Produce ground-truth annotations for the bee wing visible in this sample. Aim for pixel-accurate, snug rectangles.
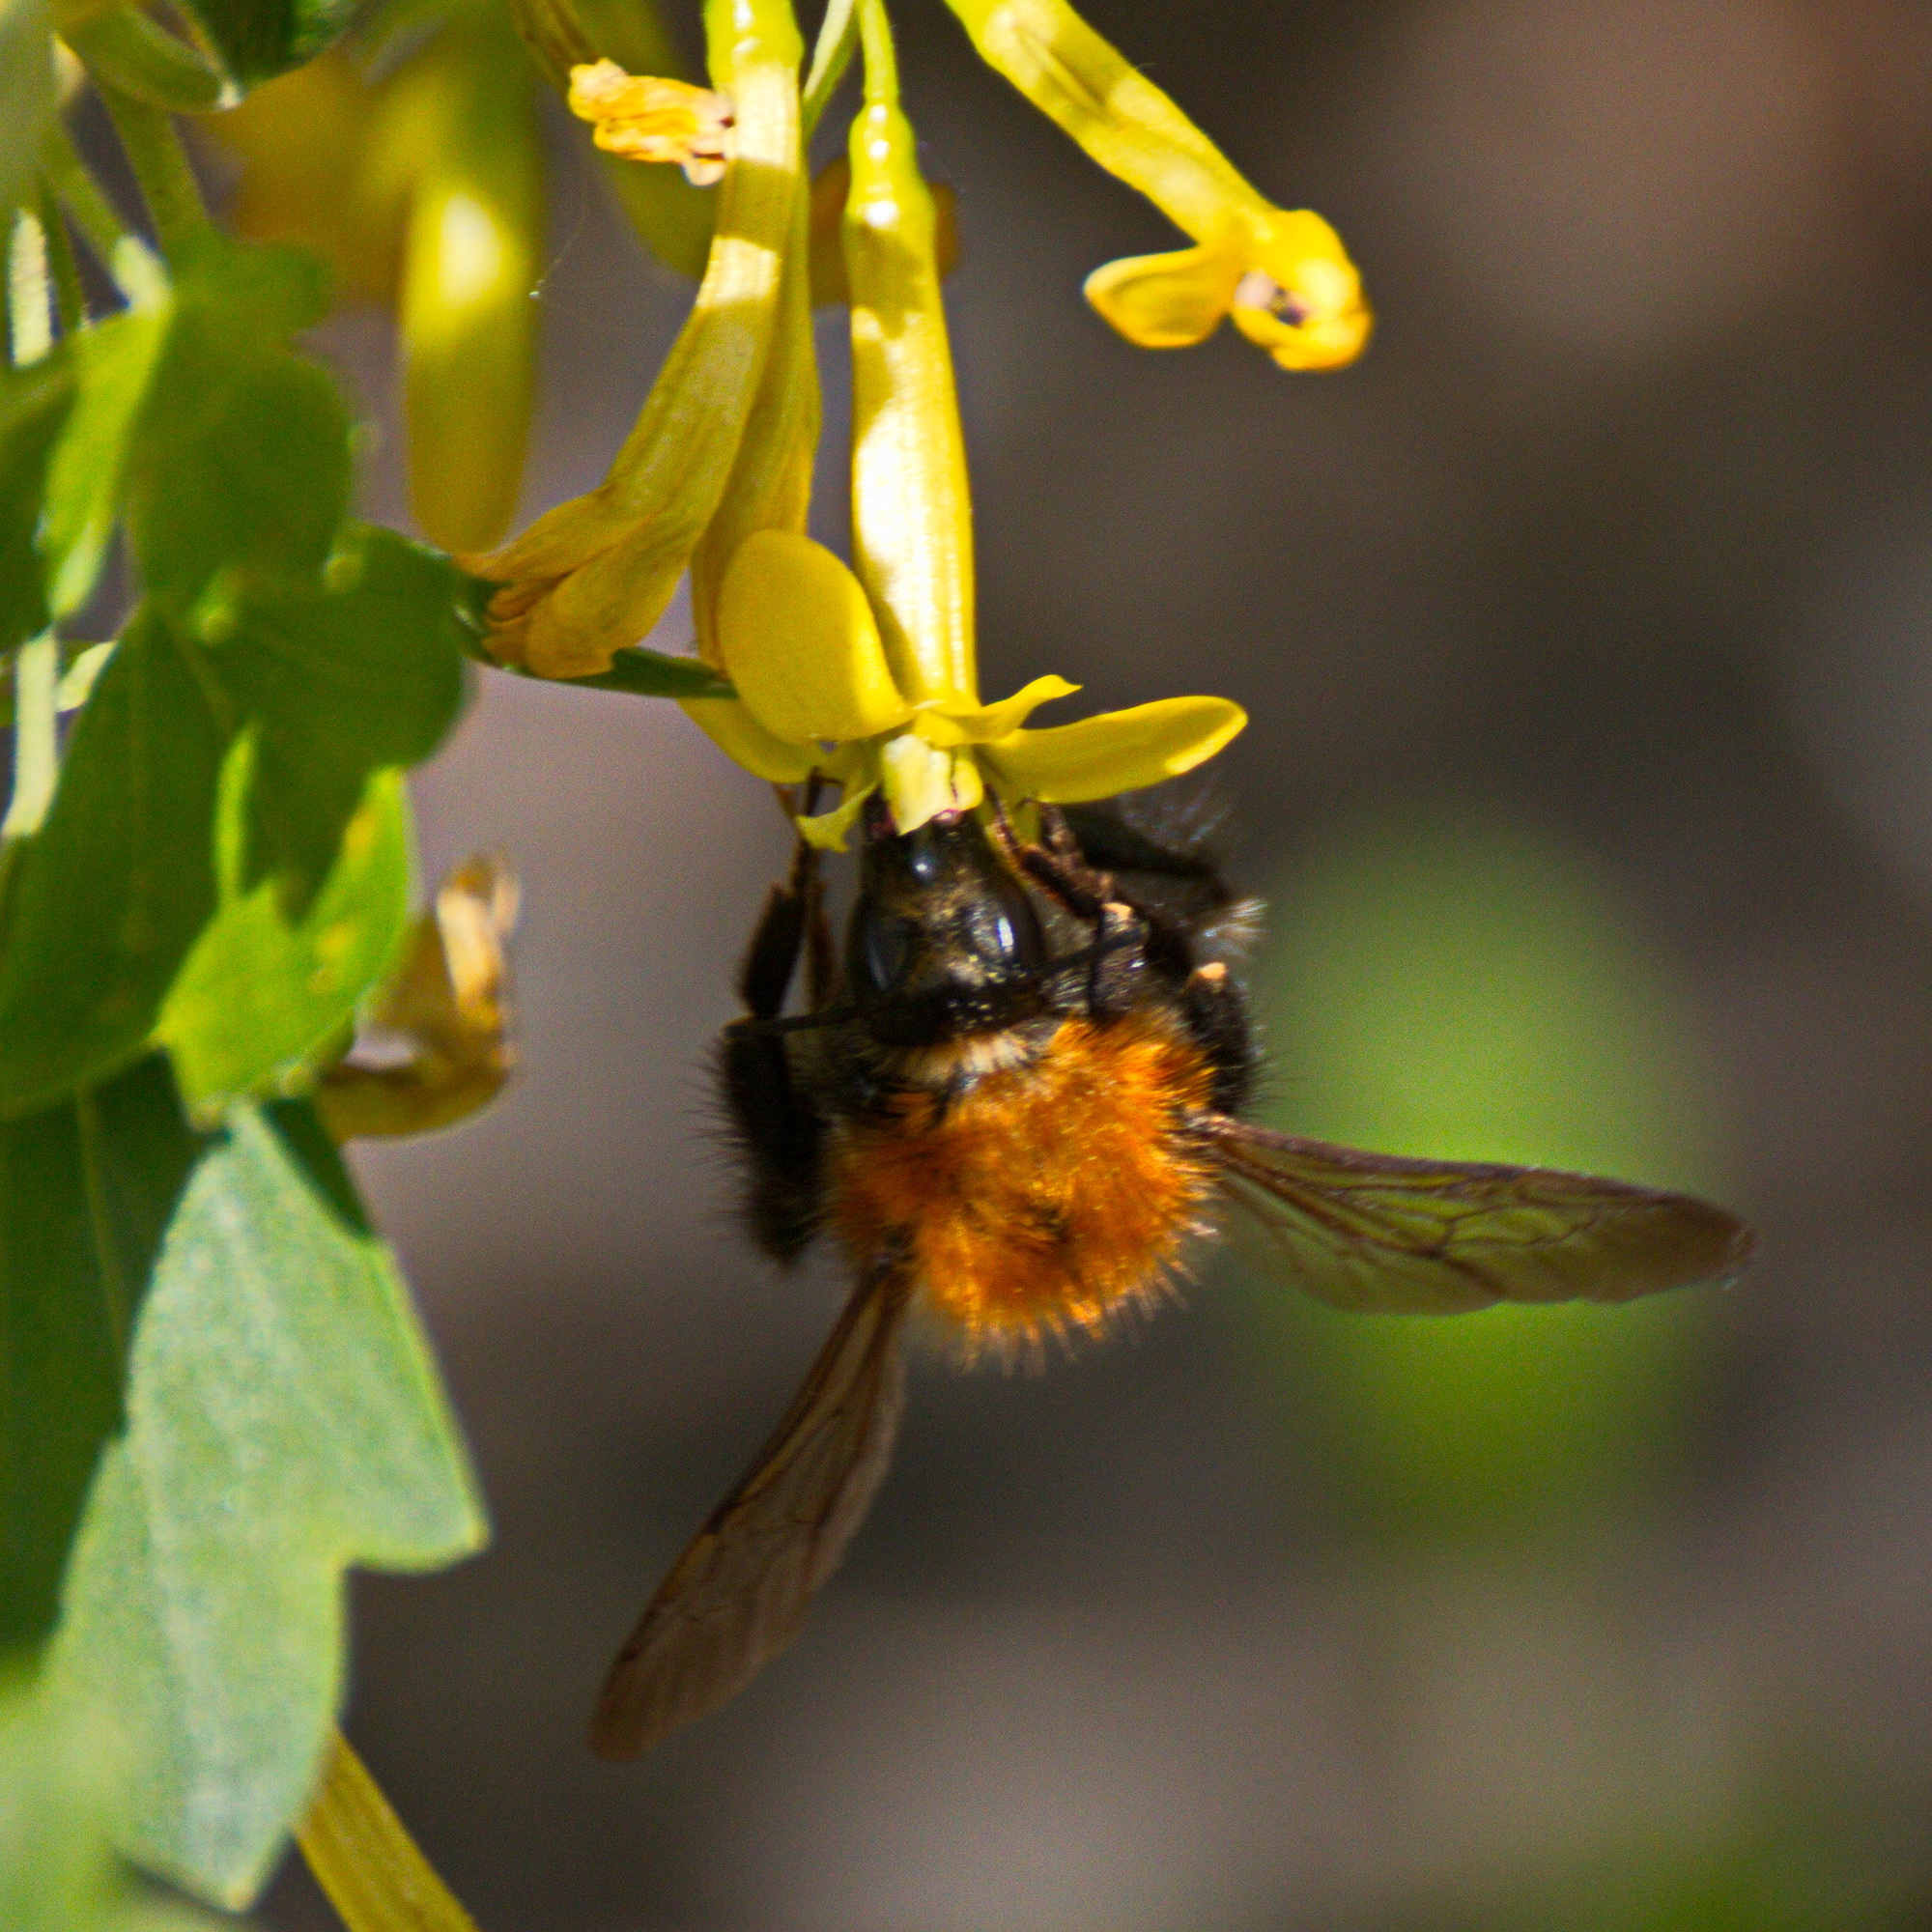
[592,1258,916,1759]
[1200,1117,1753,1315]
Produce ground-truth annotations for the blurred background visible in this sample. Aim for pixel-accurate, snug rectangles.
[193,0,1932,1921]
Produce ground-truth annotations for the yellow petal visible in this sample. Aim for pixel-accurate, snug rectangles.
[979,695,1246,803]
[1229,213,1373,372]
[798,780,876,851]
[718,529,912,744]
[680,695,819,782]
[917,672,1080,745]
[1083,239,1242,349]
[880,730,983,832]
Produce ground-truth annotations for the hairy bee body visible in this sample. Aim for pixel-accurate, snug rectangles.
[724,802,1251,1349]
[828,1009,1220,1348]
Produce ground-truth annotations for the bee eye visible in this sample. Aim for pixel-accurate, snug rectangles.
[855,910,915,997]
[975,876,1045,973]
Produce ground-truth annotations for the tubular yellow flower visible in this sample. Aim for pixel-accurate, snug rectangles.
[708,529,1245,851]
[942,0,1370,370]
[676,0,1243,845]
[567,60,733,185]
[843,0,974,707]
[459,0,804,679]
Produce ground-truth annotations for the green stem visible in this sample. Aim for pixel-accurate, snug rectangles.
[41,124,133,264]
[854,0,896,103]
[96,83,209,260]
[36,183,85,335]
[802,0,856,134]
[3,635,61,845]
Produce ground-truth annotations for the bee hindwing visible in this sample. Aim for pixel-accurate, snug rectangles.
[1201,1116,1753,1315]
[592,1258,915,1758]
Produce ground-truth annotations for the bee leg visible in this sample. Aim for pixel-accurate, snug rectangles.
[726,828,830,1262]
[1179,960,1256,1115]
[721,1016,826,1263]
[738,836,822,1022]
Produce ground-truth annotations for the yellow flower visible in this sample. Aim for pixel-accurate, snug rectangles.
[704,529,1246,850]
[1084,213,1368,371]
[459,0,804,679]
[681,0,1244,847]
[942,0,1371,371]
[567,60,733,185]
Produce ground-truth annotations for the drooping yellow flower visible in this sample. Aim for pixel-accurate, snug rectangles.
[567,60,733,185]
[459,0,804,679]
[942,0,1370,370]
[678,0,1243,850]
[1085,213,1368,371]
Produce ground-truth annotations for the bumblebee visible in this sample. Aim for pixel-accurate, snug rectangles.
[592,796,1752,1758]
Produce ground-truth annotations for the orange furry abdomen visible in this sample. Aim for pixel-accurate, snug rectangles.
[827,1012,1218,1349]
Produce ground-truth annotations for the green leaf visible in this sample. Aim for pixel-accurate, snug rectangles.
[0,529,470,1116]
[545,643,735,699]
[0,355,74,655]
[155,756,412,1113]
[0,1677,228,1931]
[0,0,56,223]
[168,0,358,91]
[34,234,336,628]
[39,299,171,621]
[126,237,343,612]
[0,1055,205,1656]
[49,1099,487,1908]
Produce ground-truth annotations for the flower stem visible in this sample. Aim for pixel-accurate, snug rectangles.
[41,124,135,271]
[36,184,85,335]
[296,1728,484,1932]
[802,0,856,134]
[855,0,897,103]
[95,83,209,261]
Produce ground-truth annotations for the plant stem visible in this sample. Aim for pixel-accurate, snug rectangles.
[96,82,209,261]
[855,0,897,104]
[802,0,856,135]
[41,124,132,263]
[37,183,85,335]
[296,1728,485,1932]
[39,123,164,305]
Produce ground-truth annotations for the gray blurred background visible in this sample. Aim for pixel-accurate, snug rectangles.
[261,0,1932,1922]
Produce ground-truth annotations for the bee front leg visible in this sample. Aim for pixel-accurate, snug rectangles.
[725,832,834,1263]
[721,1016,826,1264]
[738,835,826,1022]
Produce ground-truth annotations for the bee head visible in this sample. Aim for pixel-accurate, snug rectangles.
[846,802,1048,1047]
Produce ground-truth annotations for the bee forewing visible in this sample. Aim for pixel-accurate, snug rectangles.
[1201,1118,1753,1315]
[592,1260,915,1759]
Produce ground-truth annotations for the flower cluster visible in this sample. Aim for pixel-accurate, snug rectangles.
[469,0,1372,841]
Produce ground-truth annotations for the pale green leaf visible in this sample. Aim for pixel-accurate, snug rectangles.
[0,1677,229,1931]
[50,1100,488,1908]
